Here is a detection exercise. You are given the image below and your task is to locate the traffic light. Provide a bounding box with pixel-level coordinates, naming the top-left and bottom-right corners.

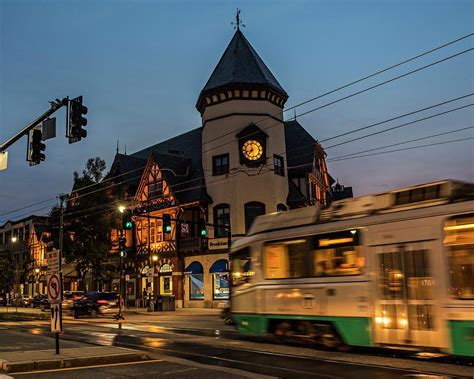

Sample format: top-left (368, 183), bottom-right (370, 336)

top-left (198, 218), bottom-right (207, 237)
top-left (163, 214), bottom-right (172, 234)
top-left (28, 128), bottom-right (46, 165)
top-left (122, 209), bottom-right (133, 230)
top-left (118, 236), bottom-right (126, 250)
top-left (68, 96), bottom-right (88, 143)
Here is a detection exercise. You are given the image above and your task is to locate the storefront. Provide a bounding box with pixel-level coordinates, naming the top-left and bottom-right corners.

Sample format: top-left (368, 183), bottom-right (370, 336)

top-left (184, 255), bottom-right (229, 308)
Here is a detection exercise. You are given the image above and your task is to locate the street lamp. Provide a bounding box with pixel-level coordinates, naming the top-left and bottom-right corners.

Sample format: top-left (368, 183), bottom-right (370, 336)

top-left (34, 267), bottom-right (40, 295)
top-left (11, 236), bottom-right (17, 243)
top-left (148, 254), bottom-right (159, 312)
top-left (114, 205), bottom-right (126, 322)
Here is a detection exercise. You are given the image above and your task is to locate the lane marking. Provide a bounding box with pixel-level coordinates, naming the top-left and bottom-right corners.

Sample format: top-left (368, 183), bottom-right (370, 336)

top-left (12, 359), bottom-right (164, 375)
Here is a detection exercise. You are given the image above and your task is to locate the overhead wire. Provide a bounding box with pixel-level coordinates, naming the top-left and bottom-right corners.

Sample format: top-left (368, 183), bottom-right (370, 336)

top-left (2, 35), bottom-right (473, 220)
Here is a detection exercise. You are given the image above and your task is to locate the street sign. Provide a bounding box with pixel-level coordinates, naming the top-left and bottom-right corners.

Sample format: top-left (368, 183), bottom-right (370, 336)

top-left (47, 273), bottom-right (61, 303)
top-left (47, 250), bottom-right (60, 273)
top-left (50, 303), bottom-right (62, 333)
top-left (42, 118), bottom-right (56, 140)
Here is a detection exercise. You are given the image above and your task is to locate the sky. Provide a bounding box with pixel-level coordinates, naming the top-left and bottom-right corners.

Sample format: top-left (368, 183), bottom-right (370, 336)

top-left (0, 0), bottom-right (473, 223)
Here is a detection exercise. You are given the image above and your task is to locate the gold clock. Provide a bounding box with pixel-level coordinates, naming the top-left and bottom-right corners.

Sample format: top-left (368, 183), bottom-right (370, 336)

top-left (242, 140), bottom-right (263, 161)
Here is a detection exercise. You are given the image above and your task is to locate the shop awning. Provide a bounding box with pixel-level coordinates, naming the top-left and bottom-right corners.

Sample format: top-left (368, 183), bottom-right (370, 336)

top-left (209, 259), bottom-right (228, 273)
top-left (184, 261), bottom-right (203, 274)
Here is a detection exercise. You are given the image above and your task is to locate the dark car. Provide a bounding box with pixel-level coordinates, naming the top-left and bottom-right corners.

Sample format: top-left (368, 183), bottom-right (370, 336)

top-left (14, 294), bottom-right (31, 307)
top-left (0, 293), bottom-right (7, 306)
top-left (72, 292), bottom-right (119, 318)
top-left (28, 294), bottom-right (47, 308)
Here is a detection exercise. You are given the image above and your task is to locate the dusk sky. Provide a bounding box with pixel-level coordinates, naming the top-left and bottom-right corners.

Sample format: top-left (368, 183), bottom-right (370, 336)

top-left (1, 0), bottom-right (472, 223)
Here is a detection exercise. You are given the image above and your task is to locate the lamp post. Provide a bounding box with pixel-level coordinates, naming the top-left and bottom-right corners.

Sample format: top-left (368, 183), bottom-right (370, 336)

top-left (115, 206), bottom-right (126, 322)
top-left (34, 267), bottom-right (40, 295)
top-left (148, 254), bottom-right (158, 312)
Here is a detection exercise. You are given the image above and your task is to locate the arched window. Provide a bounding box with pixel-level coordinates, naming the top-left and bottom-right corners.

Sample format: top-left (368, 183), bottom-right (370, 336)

top-left (210, 259), bottom-right (229, 300)
top-left (244, 201), bottom-right (266, 232)
top-left (277, 203), bottom-right (287, 212)
top-left (185, 261), bottom-right (204, 300)
top-left (213, 203), bottom-right (230, 238)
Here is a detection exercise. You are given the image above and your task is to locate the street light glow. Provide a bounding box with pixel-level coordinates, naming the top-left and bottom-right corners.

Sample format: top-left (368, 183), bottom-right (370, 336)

top-left (11, 236), bottom-right (17, 243)
top-left (152, 254), bottom-right (158, 262)
top-left (119, 205), bottom-right (126, 213)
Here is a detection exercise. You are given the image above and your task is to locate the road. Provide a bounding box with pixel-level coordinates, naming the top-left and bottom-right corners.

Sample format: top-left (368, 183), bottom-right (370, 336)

top-left (1, 312), bottom-right (472, 379)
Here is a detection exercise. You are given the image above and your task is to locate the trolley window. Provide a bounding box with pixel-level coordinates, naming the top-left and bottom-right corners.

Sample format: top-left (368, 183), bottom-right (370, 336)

top-left (264, 239), bottom-right (307, 279)
top-left (444, 214), bottom-right (474, 300)
top-left (231, 247), bottom-right (254, 286)
top-left (310, 230), bottom-right (364, 276)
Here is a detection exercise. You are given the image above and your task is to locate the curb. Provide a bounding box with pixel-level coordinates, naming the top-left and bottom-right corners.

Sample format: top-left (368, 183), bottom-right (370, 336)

top-left (1, 351), bottom-right (149, 373)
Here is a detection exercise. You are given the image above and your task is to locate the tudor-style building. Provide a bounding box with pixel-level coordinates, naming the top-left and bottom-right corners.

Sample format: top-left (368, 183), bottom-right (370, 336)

top-left (106, 28), bottom-right (332, 308)
top-left (0, 215), bottom-right (50, 296)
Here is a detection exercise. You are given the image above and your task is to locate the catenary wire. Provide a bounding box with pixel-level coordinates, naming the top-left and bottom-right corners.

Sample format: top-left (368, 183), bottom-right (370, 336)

top-left (2, 38), bottom-right (472, 220)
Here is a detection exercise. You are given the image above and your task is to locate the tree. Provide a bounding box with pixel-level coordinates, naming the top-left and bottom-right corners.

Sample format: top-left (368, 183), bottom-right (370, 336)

top-left (49, 157), bottom-right (121, 291)
top-left (0, 255), bottom-right (15, 294)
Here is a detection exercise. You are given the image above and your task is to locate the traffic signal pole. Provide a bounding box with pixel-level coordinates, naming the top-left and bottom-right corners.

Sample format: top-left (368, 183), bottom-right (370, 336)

top-left (0, 99), bottom-right (67, 152)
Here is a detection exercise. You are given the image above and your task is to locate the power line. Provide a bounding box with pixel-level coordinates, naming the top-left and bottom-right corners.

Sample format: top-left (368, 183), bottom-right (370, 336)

top-left (326, 126), bottom-right (474, 161)
top-left (2, 37), bottom-right (472, 220)
top-left (328, 137), bottom-right (473, 162)
top-left (201, 33), bottom-right (473, 148)
top-left (201, 48), bottom-right (473, 157)
top-left (320, 93), bottom-right (473, 143)
top-left (325, 103), bottom-right (473, 149)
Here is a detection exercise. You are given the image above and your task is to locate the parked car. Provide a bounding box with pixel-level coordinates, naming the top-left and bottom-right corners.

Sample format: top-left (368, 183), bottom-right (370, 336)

top-left (0, 293), bottom-right (7, 306)
top-left (72, 292), bottom-right (119, 318)
top-left (28, 294), bottom-right (47, 308)
top-left (14, 294), bottom-right (31, 307)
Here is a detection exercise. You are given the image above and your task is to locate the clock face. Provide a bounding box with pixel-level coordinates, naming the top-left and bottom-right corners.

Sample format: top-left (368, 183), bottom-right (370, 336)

top-left (242, 140), bottom-right (263, 161)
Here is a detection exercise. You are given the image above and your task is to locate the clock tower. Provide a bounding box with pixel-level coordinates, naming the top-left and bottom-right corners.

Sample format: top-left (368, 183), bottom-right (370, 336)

top-left (197, 28), bottom-right (289, 236)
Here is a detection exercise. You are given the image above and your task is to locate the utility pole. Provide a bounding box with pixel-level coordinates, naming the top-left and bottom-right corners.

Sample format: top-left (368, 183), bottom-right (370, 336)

top-left (57, 194), bottom-right (67, 355)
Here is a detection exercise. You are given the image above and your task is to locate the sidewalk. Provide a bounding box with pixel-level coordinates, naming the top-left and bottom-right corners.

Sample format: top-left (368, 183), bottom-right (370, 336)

top-left (0, 346), bottom-right (148, 374)
top-left (124, 307), bottom-right (222, 316)
top-left (0, 329), bottom-right (149, 374)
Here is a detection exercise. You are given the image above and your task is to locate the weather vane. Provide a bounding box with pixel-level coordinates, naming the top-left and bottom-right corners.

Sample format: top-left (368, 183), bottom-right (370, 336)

top-left (231, 8), bottom-right (245, 30)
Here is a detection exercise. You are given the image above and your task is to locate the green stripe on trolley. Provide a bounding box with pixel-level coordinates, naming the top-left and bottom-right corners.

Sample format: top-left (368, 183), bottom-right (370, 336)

top-left (449, 320), bottom-right (474, 357)
top-left (232, 314), bottom-right (372, 347)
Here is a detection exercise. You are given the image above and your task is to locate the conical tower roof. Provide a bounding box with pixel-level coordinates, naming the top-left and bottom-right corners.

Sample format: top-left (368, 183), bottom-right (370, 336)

top-left (196, 30), bottom-right (288, 113)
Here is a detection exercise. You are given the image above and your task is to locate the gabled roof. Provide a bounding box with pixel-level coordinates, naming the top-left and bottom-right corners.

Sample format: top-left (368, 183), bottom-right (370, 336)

top-left (114, 127), bottom-right (212, 205)
top-left (198, 30), bottom-right (287, 102)
top-left (284, 120), bottom-right (317, 175)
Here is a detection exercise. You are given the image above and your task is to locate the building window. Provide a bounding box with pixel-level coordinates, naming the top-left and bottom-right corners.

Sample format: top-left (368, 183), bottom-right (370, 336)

top-left (244, 202), bottom-right (265, 232)
top-left (273, 155), bottom-right (284, 176)
top-left (185, 261), bottom-right (204, 300)
top-left (277, 203), bottom-right (287, 212)
top-left (214, 204), bottom-right (230, 238)
top-left (159, 264), bottom-right (173, 295)
top-left (212, 154), bottom-right (229, 176)
top-left (148, 181), bottom-right (163, 199)
top-left (210, 259), bottom-right (229, 299)
top-left (213, 273), bottom-right (229, 299)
